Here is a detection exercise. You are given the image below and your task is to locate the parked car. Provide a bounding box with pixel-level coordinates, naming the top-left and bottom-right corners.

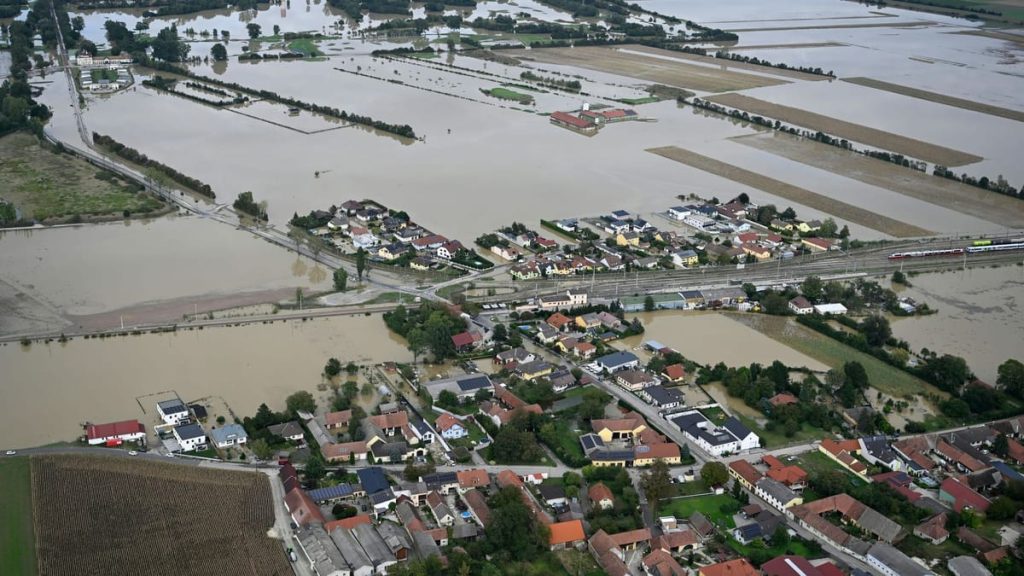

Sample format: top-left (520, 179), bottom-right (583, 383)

top-left (5, 450), bottom-right (16, 456)
top-left (128, 451), bottom-right (138, 456)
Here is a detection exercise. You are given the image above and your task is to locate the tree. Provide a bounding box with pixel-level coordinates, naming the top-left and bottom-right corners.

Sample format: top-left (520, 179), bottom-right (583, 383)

top-left (210, 42), bottom-right (227, 61)
top-left (860, 315), bottom-right (892, 347)
top-left (333, 503), bottom-right (357, 519)
top-left (356, 248), bottom-right (367, 281)
top-left (761, 292), bottom-right (789, 315)
top-left (819, 218), bottom-right (838, 237)
top-left (273, 24), bottom-right (281, 36)
top-left (406, 327), bottom-right (427, 363)
top-left (78, 39), bottom-right (98, 56)
top-left (216, 415), bottom-right (226, 424)
top-left (700, 461), bottom-right (728, 487)
top-left (333, 268), bottom-right (348, 291)
top-left (151, 25), bottom-right (190, 62)
top-left (801, 276), bottom-right (823, 302)
top-left (249, 438), bottom-right (273, 460)
top-left (247, 23), bottom-right (262, 39)
top-left (844, 361), bottom-right (869, 390)
top-left (641, 460), bottom-right (673, 508)
top-left (987, 496), bottom-right (1022, 520)
top-left (998, 359), bottom-right (1024, 400)
top-left (492, 323), bottom-right (508, 343)
top-left (644, 295), bottom-right (655, 312)
top-left (770, 525), bottom-right (791, 548)
top-left (304, 455), bottom-right (326, 484)
top-left (921, 354), bottom-right (971, 395)
top-left (285, 390), bottom-right (316, 416)
top-left (993, 434), bottom-right (1010, 458)
top-left (486, 486), bottom-right (549, 561)
top-left (940, 398), bottom-right (970, 419)
top-left (437, 390), bottom-right (459, 408)
top-left (324, 357), bottom-right (342, 378)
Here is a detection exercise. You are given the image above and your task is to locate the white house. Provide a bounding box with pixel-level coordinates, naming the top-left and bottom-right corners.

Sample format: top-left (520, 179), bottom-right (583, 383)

top-left (814, 303), bottom-right (848, 315)
top-left (435, 414), bottom-right (468, 440)
top-left (670, 412), bottom-right (760, 457)
top-left (668, 206), bottom-right (691, 221)
top-left (595, 351), bottom-right (640, 373)
top-left (788, 296), bottom-right (813, 315)
top-left (157, 399), bottom-right (190, 425)
top-left (683, 213), bottom-right (716, 230)
top-left (173, 423), bottom-right (207, 452)
top-left (209, 424), bottom-right (248, 449)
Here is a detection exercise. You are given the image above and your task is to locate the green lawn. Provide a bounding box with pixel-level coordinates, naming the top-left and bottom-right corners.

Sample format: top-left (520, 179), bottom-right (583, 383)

top-left (701, 405), bottom-right (728, 425)
top-left (728, 535), bottom-right (821, 560)
top-left (736, 414), bottom-right (825, 448)
top-left (287, 38), bottom-right (321, 56)
top-left (793, 450), bottom-right (866, 485)
top-left (481, 87), bottom-right (534, 104)
top-left (659, 494), bottom-right (740, 528)
top-left (618, 96), bottom-right (660, 105)
top-left (735, 314), bottom-right (939, 398)
top-left (406, 51), bottom-right (439, 59)
top-left (89, 68), bottom-right (118, 82)
top-left (0, 457), bottom-right (36, 576)
top-left (449, 418), bottom-right (489, 448)
top-left (0, 132), bottom-right (165, 222)
top-left (672, 479), bottom-right (710, 497)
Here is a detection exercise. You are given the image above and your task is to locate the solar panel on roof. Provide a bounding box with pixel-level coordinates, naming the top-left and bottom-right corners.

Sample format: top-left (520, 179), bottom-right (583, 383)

top-left (308, 484), bottom-right (355, 501)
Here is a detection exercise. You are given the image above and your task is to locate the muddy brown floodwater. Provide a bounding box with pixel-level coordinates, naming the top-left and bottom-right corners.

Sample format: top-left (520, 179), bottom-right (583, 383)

top-left (614, 310), bottom-right (829, 370)
top-left (890, 265), bottom-right (1024, 384)
top-left (0, 314), bottom-right (410, 449)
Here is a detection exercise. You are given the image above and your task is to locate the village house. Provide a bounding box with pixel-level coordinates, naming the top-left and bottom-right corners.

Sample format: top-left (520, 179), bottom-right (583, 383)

top-left (209, 424), bottom-right (248, 449)
top-left (670, 411), bottom-right (761, 457)
top-left (819, 438), bottom-right (868, 479)
top-left (157, 399), bottom-right (190, 425)
top-left (548, 519), bottom-right (586, 550)
top-left (662, 363), bottom-right (687, 383)
top-left (615, 369), bottom-right (658, 392)
top-left (173, 422), bottom-right (207, 452)
top-left (86, 419), bottom-right (146, 446)
top-left (801, 237), bottom-right (833, 252)
top-left (588, 482), bottom-right (614, 510)
top-left (639, 385), bottom-right (683, 409)
top-left (939, 478), bottom-right (991, 512)
top-left (671, 249), bottom-right (699, 268)
top-left (595, 351), bottom-right (640, 373)
top-left (434, 413), bottom-right (468, 440)
top-left (788, 296), bottom-right (814, 315)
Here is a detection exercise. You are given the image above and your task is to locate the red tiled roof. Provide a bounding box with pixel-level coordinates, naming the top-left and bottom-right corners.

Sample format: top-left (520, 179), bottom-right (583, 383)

top-left (547, 312), bottom-right (572, 328)
top-left (940, 477), bottom-right (991, 512)
top-left (457, 469), bottom-right (490, 489)
top-left (643, 549), bottom-right (687, 576)
top-left (608, 528), bottom-right (650, 547)
top-left (463, 488), bottom-right (491, 526)
top-left (635, 443), bottom-right (680, 461)
top-left (324, 410), bottom-right (352, 427)
top-left (663, 364), bottom-right (686, 381)
top-left (767, 465), bottom-right (808, 486)
top-left (435, 413), bottom-right (463, 433)
top-left (588, 482), bottom-right (614, 505)
top-left (284, 487), bottom-right (325, 526)
top-left (549, 519), bottom-right (586, 546)
top-left (324, 514), bottom-right (372, 532)
top-left (652, 530), bottom-right (697, 551)
top-left (914, 513), bottom-right (948, 541)
top-left (452, 331), bottom-right (476, 348)
top-left (729, 459), bottom-right (762, 486)
top-left (86, 419), bottom-right (144, 441)
top-left (497, 469), bottom-right (524, 488)
top-left (768, 393), bottom-right (798, 407)
top-left (700, 558), bottom-right (759, 576)
top-left (1008, 438), bottom-right (1024, 464)
top-left (550, 111), bottom-right (594, 129)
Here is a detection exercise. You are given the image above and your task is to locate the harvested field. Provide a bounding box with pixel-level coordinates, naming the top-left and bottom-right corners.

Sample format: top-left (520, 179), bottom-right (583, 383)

top-left (646, 146), bottom-right (932, 237)
top-left (31, 455), bottom-right (290, 576)
top-left (704, 93), bottom-right (983, 166)
top-left (726, 21), bottom-right (934, 32)
top-left (727, 42), bottom-right (846, 51)
top-left (952, 29), bottom-right (1024, 46)
top-left (513, 46), bottom-right (788, 92)
top-left (733, 131), bottom-right (1024, 228)
top-left (842, 77), bottom-right (1024, 123)
top-left (621, 45), bottom-right (832, 82)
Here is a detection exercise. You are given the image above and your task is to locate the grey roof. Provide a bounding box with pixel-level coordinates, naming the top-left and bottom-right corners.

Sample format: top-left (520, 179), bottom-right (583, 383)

top-left (700, 287), bottom-right (746, 302)
top-left (913, 497), bottom-right (948, 515)
top-left (861, 435), bottom-right (898, 463)
top-left (330, 527), bottom-right (373, 572)
top-left (723, 417), bottom-right (754, 441)
top-left (948, 555), bottom-right (992, 576)
top-left (430, 497), bottom-right (453, 520)
top-left (410, 419), bottom-right (433, 437)
top-left (591, 449), bottom-right (634, 462)
top-left (670, 411), bottom-right (738, 447)
top-left (579, 433), bottom-right (605, 454)
top-left (377, 522), bottom-right (411, 555)
top-left (689, 511), bottom-right (714, 536)
top-left (516, 360), bottom-right (551, 374)
top-left (756, 478), bottom-right (798, 505)
top-left (268, 421), bottom-right (304, 438)
top-left (395, 500), bottom-right (419, 525)
top-left (425, 374), bottom-right (493, 398)
top-left (951, 427), bottom-right (998, 447)
top-left (538, 484), bottom-right (566, 501)
top-left (857, 507), bottom-right (904, 543)
top-left (353, 522), bottom-right (396, 567)
top-left (358, 467), bottom-right (390, 494)
top-left (297, 525), bottom-right (347, 575)
top-left (157, 399), bottom-right (187, 414)
top-left (644, 385), bottom-right (682, 405)
top-left (553, 395), bottom-right (584, 413)
top-left (753, 510), bottom-right (783, 536)
top-left (735, 523), bottom-right (762, 541)
top-left (369, 488), bottom-right (396, 505)
top-left (452, 523), bottom-right (478, 539)
top-left (596, 351), bottom-right (639, 370)
top-left (308, 484), bottom-right (355, 502)
top-left (209, 424), bottom-right (247, 445)
top-left (412, 530), bottom-right (442, 559)
top-left (867, 542), bottom-right (933, 576)
top-left (174, 422), bottom-right (205, 441)
top-left (370, 440), bottom-right (409, 460)
top-left (422, 471), bottom-right (458, 491)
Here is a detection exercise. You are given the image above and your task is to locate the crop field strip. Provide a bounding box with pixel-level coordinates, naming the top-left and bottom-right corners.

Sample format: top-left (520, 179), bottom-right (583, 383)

top-left (646, 146), bottom-right (933, 238)
top-left (0, 458), bottom-right (36, 576)
top-left (704, 93), bottom-right (984, 167)
top-left (732, 131), bottom-right (1024, 229)
top-left (726, 42), bottom-right (847, 51)
top-left (619, 45), bottom-right (833, 82)
top-left (31, 455), bottom-right (291, 576)
top-left (725, 21), bottom-right (935, 32)
top-left (512, 46), bottom-right (789, 93)
top-left (842, 77), bottom-right (1024, 123)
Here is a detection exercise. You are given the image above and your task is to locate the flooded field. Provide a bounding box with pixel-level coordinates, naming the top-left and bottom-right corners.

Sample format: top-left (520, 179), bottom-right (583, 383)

top-left (891, 266), bottom-right (1024, 384)
top-left (615, 310), bottom-right (829, 371)
top-left (0, 313), bottom-right (408, 449)
top-left (0, 217), bottom-right (329, 336)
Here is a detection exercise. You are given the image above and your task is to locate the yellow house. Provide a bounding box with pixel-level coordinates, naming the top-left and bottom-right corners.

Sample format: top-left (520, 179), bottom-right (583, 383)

top-left (591, 453), bottom-right (629, 467)
top-left (410, 258), bottom-right (431, 271)
top-left (673, 250), bottom-right (699, 267)
top-left (517, 362), bottom-right (553, 381)
top-left (741, 244), bottom-right (773, 261)
top-left (633, 444), bottom-right (681, 467)
top-left (796, 220), bottom-right (821, 233)
top-left (616, 231), bottom-right (640, 247)
top-left (592, 417), bottom-right (646, 443)
top-left (575, 313), bottom-right (602, 331)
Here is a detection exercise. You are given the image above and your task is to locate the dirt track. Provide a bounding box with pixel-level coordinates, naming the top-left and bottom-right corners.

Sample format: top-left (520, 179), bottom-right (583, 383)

top-left (646, 145), bottom-right (933, 238)
top-left (513, 46), bottom-right (788, 92)
top-left (704, 93), bottom-right (983, 167)
top-left (843, 77), bottom-right (1024, 123)
top-left (733, 131), bottom-right (1024, 229)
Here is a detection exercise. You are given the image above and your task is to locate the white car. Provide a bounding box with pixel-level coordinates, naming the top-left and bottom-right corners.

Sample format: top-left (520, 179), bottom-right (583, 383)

top-left (128, 451), bottom-right (138, 456)
top-left (5, 450), bottom-right (15, 456)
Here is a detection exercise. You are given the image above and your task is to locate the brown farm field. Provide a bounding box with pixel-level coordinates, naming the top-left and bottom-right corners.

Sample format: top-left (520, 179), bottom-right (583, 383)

top-left (733, 131), bottom-right (1024, 229)
top-left (646, 146), bottom-right (932, 238)
top-left (512, 46), bottom-right (789, 92)
top-left (704, 93), bottom-right (983, 167)
top-left (842, 77), bottom-right (1024, 123)
top-left (31, 455), bottom-right (291, 576)
top-left (620, 45), bottom-right (833, 81)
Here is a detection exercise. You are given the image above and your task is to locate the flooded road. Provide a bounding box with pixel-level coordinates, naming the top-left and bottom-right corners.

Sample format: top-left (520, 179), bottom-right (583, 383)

top-left (0, 314), bottom-right (409, 449)
top-left (0, 216), bottom-right (329, 335)
top-left (891, 265), bottom-right (1024, 384)
top-left (615, 310), bottom-right (829, 371)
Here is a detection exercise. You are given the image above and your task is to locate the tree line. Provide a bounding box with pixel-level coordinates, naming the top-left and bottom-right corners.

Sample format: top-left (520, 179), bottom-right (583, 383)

top-left (655, 43), bottom-right (834, 77)
top-left (92, 133), bottom-right (216, 199)
top-left (0, 0), bottom-right (24, 19)
top-left (140, 58), bottom-right (417, 139)
top-left (520, 71), bottom-right (581, 92)
top-left (142, 76), bottom-right (247, 107)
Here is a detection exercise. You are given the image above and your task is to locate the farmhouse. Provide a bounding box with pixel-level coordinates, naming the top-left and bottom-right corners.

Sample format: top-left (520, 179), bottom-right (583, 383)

top-left (424, 373), bottom-right (493, 401)
top-left (549, 519), bottom-right (586, 550)
top-left (86, 419), bottom-right (146, 446)
top-left (550, 111), bottom-right (597, 134)
top-left (788, 296), bottom-right (813, 315)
